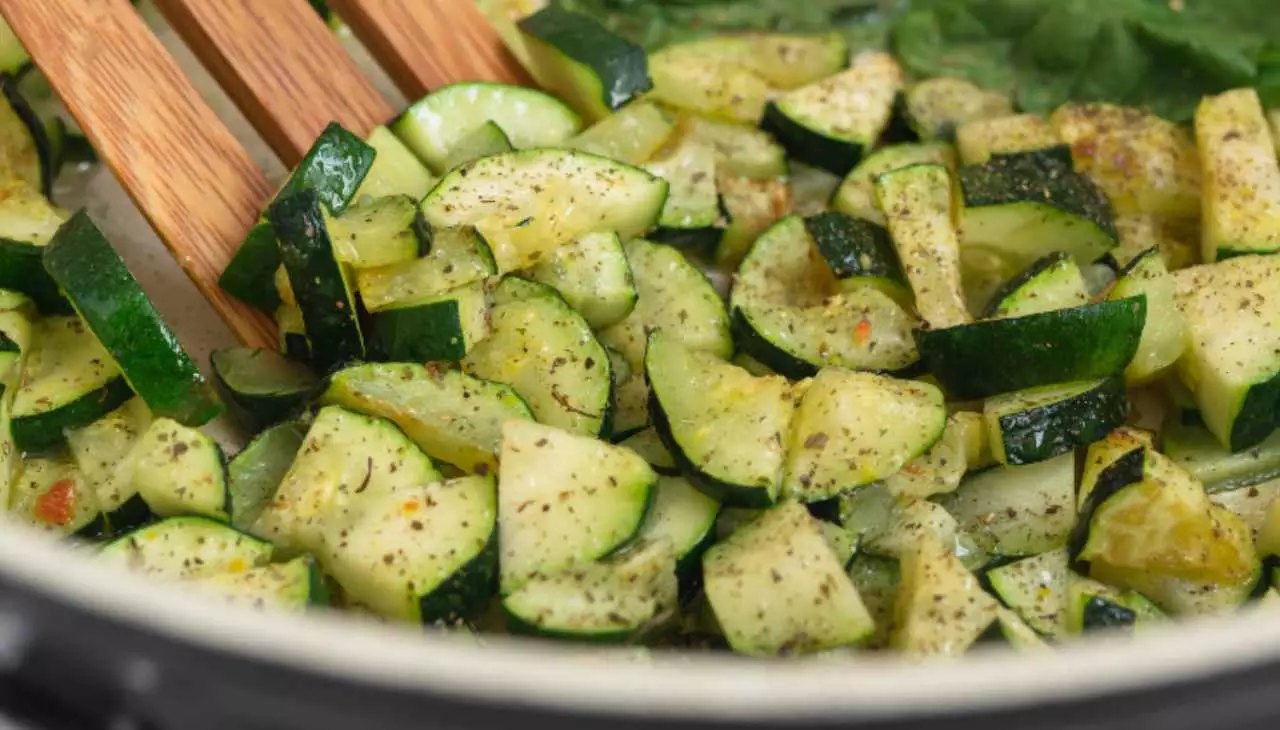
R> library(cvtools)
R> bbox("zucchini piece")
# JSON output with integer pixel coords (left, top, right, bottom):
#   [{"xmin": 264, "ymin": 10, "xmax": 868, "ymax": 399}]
[
  {"xmin": 648, "ymin": 42, "xmax": 772, "ymax": 125},
  {"xmin": 647, "ymin": 333, "xmax": 793, "ymax": 508},
  {"xmin": 1108, "ymin": 248, "xmax": 1185, "ymax": 384},
  {"xmin": 1194, "ymin": 89, "xmax": 1280, "ymax": 261},
  {"xmin": 784, "ymin": 369, "xmax": 946, "ymax": 502},
  {"xmin": 439, "ymin": 121, "xmax": 513, "ymax": 171},
  {"xmin": 566, "ymin": 101, "xmax": 675, "ymax": 165},
  {"xmin": 598, "ymin": 238, "xmax": 731, "ymax": 371},
  {"xmin": 985, "ymin": 548, "xmax": 1069, "ymax": 639},
  {"xmin": 462, "ymin": 278, "xmax": 612, "ymax": 437},
  {"xmin": 1090, "ymin": 538, "xmax": 1259, "ymax": 617},
  {"xmin": 875, "ymin": 163, "xmax": 971, "ymax": 329},
  {"xmin": 656, "ymin": 33, "xmax": 847, "ymax": 91},
  {"xmin": 326, "ymin": 475, "xmax": 497, "ymax": 623},
  {"xmin": 354, "ymin": 125, "xmax": 437, "ymax": 201},
  {"xmin": 130, "ymin": 418, "xmax": 230, "ymax": 522},
  {"xmin": 955, "ymin": 114, "xmax": 1059, "ymax": 165},
  {"xmin": 44, "ymin": 213, "xmax": 220, "ymax": 426},
  {"xmin": 958, "ymin": 149, "xmax": 1118, "ymax": 272},
  {"xmin": 789, "ymin": 162, "xmax": 841, "ymax": 217},
  {"xmin": 526, "ymin": 231, "xmax": 636, "ymax": 330},
  {"xmin": 517, "ymin": 6, "xmax": 651, "ymax": 123},
  {"xmin": 730, "ymin": 215, "xmax": 918, "ymax": 378},
  {"xmin": 0, "ymin": 180, "xmax": 67, "ymax": 246},
  {"xmin": 830, "ymin": 142, "xmax": 953, "ymax": 226},
  {"xmin": 421, "ymin": 149, "xmax": 668, "ymax": 274},
  {"xmin": 0, "ymin": 19, "xmax": 29, "ymax": 77},
  {"xmin": 1173, "ymin": 255, "xmax": 1280, "ymax": 451},
  {"xmin": 713, "ymin": 174, "xmax": 792, "ymax": 268},
  {"xmin": 1165, "ymin": 420, "xmax": 1280, "ymax": 493},
  {"xmin": 1065, "ymin": 574, "xmax": 1165, "ymax": 634},
  {"xmin": 252, "ymin": 405, "xmax": 442, "ymax": 554},
  {"xmin": 704, "ymin": 501, "xmax": 873, "ymax": 656},
  {"xmin": 269, "ymin": 190, "xmax": 364, "ymax": 371},
  {"xmin": 761, "ymin": 52, "xmax": 904, "ymax": 176},
  {"xmin": 0, "ymin": 289, "xmax": 32, "ymax": 386},
  {"xmin": 638, "ymin": 475, "xmax": 720, "ymax": 590},
  {"xmin": 610, "ymin": 373, "xmax": 650, "ymax": 441},
  {"xmin": 220, "ymin": 222, "xmax": 281, "ymax": 313},
  {"xmin": 617, "ymin": 428, "xmax": 677, "ymax": 476},
  {"xmin": 685, "ymin": 115, "xmax": 787, "ymax": 180},
  {"xmin": 221, "ymin": 123, "xmax": 375, "ymax": 313},
  {"xmin": 320, "ymin": 362, "xmax": 532, "ymax": 476},
  {"xmin": 11, "ymin": 315, "xmax": 132, "ymax": 453},
  {"xmin": 275, "ymin": 303, "xmax": 309, "ymax": 361},
  {"xmin": 846, "ymin": 554, "xmax": 899, "ymax": 649},
  {"xmin": 984, "ymin": 377, "xmax": 1129, "ymax": 466},
  {"xmin": 370, "ymin": 280, "xmax": 491, "ymax": 363},
  {"xmin": 503, "ymin": 539, "xmax": 677, "ymax": 641},
  {"xmin": 498, "ymin": 420, "xmax": 656, "ymax": 594},
  {"xmin": 646, "ymin": 135, "xmax": 720, "ymax": 246},
  {"xmin": 65, "ymin": 398, "xmax": 152, "ymax": 527},
  {"xmin": 1050, "ymin": 103, "xmax": 1200, "ymax": 222},
  {"xmin": 226, "ymin": 422, "xmax": 305, "ymax": 534},
  {"xmin": 882, "ymin": 413, "xmax": 970, "ymax": 500},
  {"xmin": 891, "ymin": 534, "xmax": 1000, "ymax": 658},
  {"xmin": 392, "ymin": 82, "xmax": 580, "ymax": 174},
  {"xmin": 903, "ymin": 77, "xmax": 1014, "ymax": 141},
  {"xmin": 0, "ymin": 84, "xmax": 50, "ymax": 196},
  {"xmin": 211, "ymin": 347, "xmax": 317, "ymax": 431},
  {"xmin": 937, "ymin": 453, "xmax": 1077, "ymax": 558},
  {"xmin": 100, "ymin": 517, "xmax": 272, "ymax": 582},
  {"xmin": 191, "ymin": 555, "xmax": 328, "ymax": 611},
  {"xmin": 983, "ymin": 252, "xmax": 1089, "ymax": 319},
  {"xmin": 327, "ymin": 195, "xmax": 427, "ymax": 270},
  {"xmin": 0, "ymin": 239, "xmax": 68, "ymax": 316},
  {"xmin": 803, "ymin": 211, "xmax": 910, "ymax": 306},
  {"xmin": 8, "ymin": 454, "xmax": 102, "ymax": 536},
  {"xmin": 356, "ymin": 226, "xmax": 496, "ymax": 313},
  {"xmin": 915, "ymin": 297, "xmax": 1147, "ymax": 401}
]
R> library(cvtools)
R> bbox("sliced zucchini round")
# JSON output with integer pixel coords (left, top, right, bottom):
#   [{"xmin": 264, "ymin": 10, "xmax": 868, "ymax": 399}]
[
  {"xmin": 646, "ymin": 332, "xmax": 794, "ymax": 508},
  {"xmin": 462, "ymin": 278, "xmax": 613, "ymax": 438},
  {"xmin": 984, "ymin": 377, "xmax": 1129, "ymax": 466},
  {"xmin": 43, "ymin": 212, "xmax": 221, "ymax": 426},
  {"xmin": 803, "ymin": 211, "xmax": 910, "ymax": 306},
  {"xmin": 915, "ymin": 297, "xmax": 1147, "ymax": 401},
  {"xmin": 784, "ymin": 369, "xmax": 946, "ymax": 502},
  {"xmin": 984, "ymin": 547, "xmax": 1069, "ymax": 639},
  {"xmin": 392, "ymin": 82, "xmax": 579, "ymax": 174},
  {"xmin": 327, "ymin": 194, "xmax": 427, "ymax": 270},
  {"xmin": 421, "ymin": 149, "xmax": 668, "ymax": 274},
  {"xmin": 902, "ymin": 77, "xmax": 1013, "ymax": 141},
  {"xmin": 65, "ymin": 398, "xmax": 153, "ymax": 519},
  {"xmin": 983, "ymin": 252, "xmax": 1089, "ymax": 319},
  {"xmin": 355, "ymin": 226, "xmax": 496, "ymax": 313},
  {"xmin": 100, "ymin": 516, "xmax": 273, "ymax": 581},
  {"xmin": 1108, "ymin": 247, "xmax": 1185, "ymax": 385},
  {"xmin": 370, "ymin": 280, "xmax": 492, "ymax": 364},
  {"xmin": 684, "ymin": 115, "xmax": 788, "ymax": 180},
  {"xmin": 131, "ymin": 417, "xmax": 230, "ymax": 522},
  {"xmin": 526, "ymin": 231, "xmax": 636, "ymax": 330},
  {"xmin": 566, "ymin": 101, "xmax": 675, "ymax": 165},
  {"xmin": 704, "ymin": 502, "xmax": 873, "ymax": 656},
  {"xmin": 517, "ymin": 6, "xmax": 651, "ymax": 123},
  {"xmin": 211, "ymin": 347, "xmax": 318, "ymax": 431},
  {"xmin": 320, "ymin": 362, "xmax": 533, "ymax": 476},
  {"xmin": 637, "ymin": 475, "xmax": 721, "ymax": 590},
  {"xmin": 227, "ymin": 421, "xmax": 305, "ymax": 534},
  {"xmin": 761, "ymin": 53, "xmax": 903, "ymax": 175},
  {"xmin": 936, "ymin": 453, "xmax": 1077, "ymax": 558},
  {"xmin": 730, "ymin": 215, "xmax": 918, "ymax": 378},
  {"xmin": 645, "ymin": 135, "xmax": 720, "ymax": 245},
  {"xmin": 830, "ymin": 141, "xmax": 953, "ymax": 226},
  {"xmin": 498, "ymin": 420, "xmax": 656, "ymax": 594}
]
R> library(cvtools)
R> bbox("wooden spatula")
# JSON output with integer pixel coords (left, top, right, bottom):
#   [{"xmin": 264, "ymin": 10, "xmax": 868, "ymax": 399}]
[{"xmin": 0, "ymin": 0, "xmax": 528, "ymax": 348}]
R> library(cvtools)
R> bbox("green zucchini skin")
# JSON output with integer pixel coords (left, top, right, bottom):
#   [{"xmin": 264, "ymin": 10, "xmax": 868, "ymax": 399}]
[
  {"xmin": 0, "ymin": 239, "xmax": 70, "ymax": 314},
  {"xmin": 227, "ymin": 421, "xmax": 305, "ymax": 534},
  {"xmin": 1080, "ymin": 596, "xmax": 1137, "ymax": 632},
  {"xmin": 221, "ymin": 123, "xmax": 374, "ymax": 314},
  {"xmin": 1233, "ymin": 377, "xmax": 1280, "ymax": 456},
  {"xmin": 12, "ymin": 377, "xmax": 133, "ymax": 454},
  {"xmin": 803, "ymin": 211, "xmax": 908, "ymax": 292},
  {"xmin": 269, "ymin": 190, "xmax": 365, "ymax": 372},
  {"xmin": 517, "ymin": 6, "xmax": 652, "ymax": 121},
  {"xmin": 915, "ymin": 297, "xmax": 1147, "ymax": 401},
  {"xmin": 648, "ymin": 391, "xmax": 773, "ymax": 509},
  {"xmin": 728, "ymin": 308, "xmax": 817, "ymax": 380},
  {"xmin": 210, "ymin": 347, "xmax": 319, "ymax": 432},
  {"xmin": 761, "ymin": 102, "xmax": 865, "ymax": 177},
  {"xmin": 219, "ymin": 222, "xmax": 282, "ymax": 313},
  {"xmin": 2, "ymin": 79, "xmax": 54, "ymax": 198},
  {"xmin": 1069, "ymin": 446, "xmax": 1145, "ymax": 559},
  {"xmin": 981, "ymin": 251, "xmax": 1081, "ymax": 319},
  {"xmin": 993, "ymin": 377, "xmax": 1129, "ymax": 466},
  {"xmin": 417, "ymin": 530, "xmax": 498, "ymax": 624},
  {"xmin": 371, "ymin": 298, "xmax": 473, "ymax": 363},
  {"xmin": 42, "ymin": 211, "xmax": 222, "ymax": 426}
]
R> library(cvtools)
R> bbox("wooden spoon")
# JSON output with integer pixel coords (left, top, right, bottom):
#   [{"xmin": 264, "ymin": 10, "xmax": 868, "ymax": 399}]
[{"xmin": 0, "ymin": 0, "xmax": 528, "ymax": 347}]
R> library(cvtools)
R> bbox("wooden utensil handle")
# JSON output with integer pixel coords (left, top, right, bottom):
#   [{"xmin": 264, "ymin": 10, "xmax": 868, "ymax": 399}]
[
  {"xmin": 0, "ymin": 0, "xmax": 276, "ymax": 349},
  {"xmin": 328, "ymin": 0, "xmax": 533, "ymax": 100},
  {"xmin": 155, "ymin": 0, "xmax": 394, "ymax": 167}
]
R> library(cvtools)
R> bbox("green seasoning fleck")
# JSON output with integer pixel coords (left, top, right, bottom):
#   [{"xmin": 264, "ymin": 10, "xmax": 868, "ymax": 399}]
[{"xmin": 42, "ymin": 211, "xmax": 222, "ymax": 426}]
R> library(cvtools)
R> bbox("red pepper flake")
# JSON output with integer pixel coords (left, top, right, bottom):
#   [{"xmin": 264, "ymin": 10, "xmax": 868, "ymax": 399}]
[
  {"xmin": 34, "ymin": 479, "xmax": 76, "ymax": 526},
  {"xmin": 854, "ymin": 319, "xmax": 873, "ymax": 344}
]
